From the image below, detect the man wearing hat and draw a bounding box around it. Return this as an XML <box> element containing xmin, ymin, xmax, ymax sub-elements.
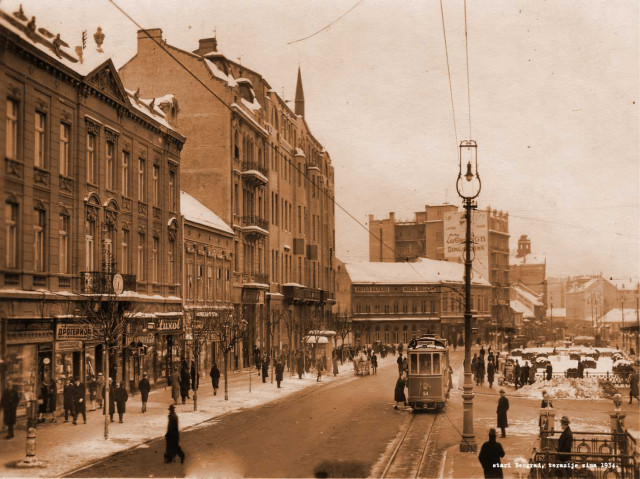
<box><xmin>478</xmin><ymin>428</ymin><xmax>505</xmax><ymax>478</ymax></box>
<box><xmin>138</xmin><ymin>372</ymin><xmax>151</xmax><ymax>413</ymax></box>
<box><xmin>557</xmin><ymin>416</ymin><xmax>573</xmax><ymax>463</ymax></box>
<box><xmin>497</xmin><ymin>389</ymin><xmax>509</xmax><ymax>438</ymax></box>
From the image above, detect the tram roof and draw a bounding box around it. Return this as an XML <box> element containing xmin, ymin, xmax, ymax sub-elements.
<box><xmin>408</xmin><ymin>334</ymin><xmax>448</xmax><ymax>350</ymax></box>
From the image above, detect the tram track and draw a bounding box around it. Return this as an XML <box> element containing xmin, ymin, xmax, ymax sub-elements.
<box><xmin>380</xmin><ymin>409</ymin><xmax>442</xmax><ymax>479</ymax></box>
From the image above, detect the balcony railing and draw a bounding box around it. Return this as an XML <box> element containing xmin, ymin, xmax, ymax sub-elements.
<box><xmin>241</xmin><ymin>216</ymin><xmax>269</xmax><ymax>230</ymax></box>
<box><xmin>81</xmin><ymin>271</ymin><xmax>136</xmax><ymax>294</ymax></box>
<box><xmin>283</xmin><ymin>284</ymin><xmax>305</xmax><ymax>304</ymax></box>
<box><xmin>241</xmin><ymin>161</ymin><xmax>268</xmax><ymax>177</ymax></box>
<box><xmin>241</xmin><ymin>272</ymin><xmax>269</xmax><ymax>285</ymax></box>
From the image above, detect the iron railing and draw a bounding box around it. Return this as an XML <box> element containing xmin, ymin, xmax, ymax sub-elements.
<box><xmin>241</xmin><ymin>216</ymin><xmax>269</xmax><ymax>230</ymax></box>
<box><xmin>241</xmin><ymin>161</ymin><xmax>268</xmax><ymax>177</ymax></box>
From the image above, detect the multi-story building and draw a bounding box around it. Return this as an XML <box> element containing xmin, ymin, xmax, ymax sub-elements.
<box><xmin>369</xmin><ymin>205</ymin><xmax>510</xmax><ymax>335</ymax></box>
<box><xmin>119</xmin><ymin>31</ymin><xmax>336</xmax><ymax>365</ymax></box>
<box><xmin>337</xmin><ymin>258</ymin><xmax>492</xmax><ymax>346</ymax></box>
<box><xmin>0</xmin><ymin>6</ymin><xmax>186</xmax><ymax>408</ymax></box>
<box><xmin>509</xmin><ymin>235</ymin><xmax>547</xmax><ymax>305</ymax></box>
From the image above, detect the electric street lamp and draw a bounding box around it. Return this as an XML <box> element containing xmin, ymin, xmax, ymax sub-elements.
<box><xmin>456</xmin><ymin>139</ymin><xmax>481</xmax><ymax>453</ymax></box>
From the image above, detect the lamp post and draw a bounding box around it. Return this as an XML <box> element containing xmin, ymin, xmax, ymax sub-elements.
<box><xmin>456</xmin><ymin>140</ymin><xmax>480</xmax><ymax>453</ymax></box>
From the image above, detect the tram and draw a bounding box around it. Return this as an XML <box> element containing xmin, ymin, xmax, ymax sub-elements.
<box><xmin>406</xmin><ymin>334</ymin><xmax>452</xmax><ymax>410</ymax></box>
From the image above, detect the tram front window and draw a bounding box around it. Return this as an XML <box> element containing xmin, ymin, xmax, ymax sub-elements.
<box><xmin>419</xmin><ymin>353</ymin><xmax>432</xmax><ymax>374</ymax></box>
<box><xmin>410</xmin><ymin>354</ymin><xmax>418</xmax><ymax>374</ymax></box>
<box><xmin>432</xmin><ymin>353</ymin><xmax>441</xmax><ymax>374</ymax></box>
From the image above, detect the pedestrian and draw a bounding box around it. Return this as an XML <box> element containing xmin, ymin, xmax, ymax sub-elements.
<box><xmin>545</xmin><ymin>363</ymin><xmax>553</xmax><ymax>381</ymax></box>
<box><xmin>261</xmin><ymin>355</ymin><xmax>269</xmax><ymax>383</ymax></box>
<box><xmin>629</xmin><ymin>368</ymin><xmax>639</xmax><ymax>404</ymax></box>
<box><xmin>275</xmin><ymin>360</ymin><xmax>284</xmax><ymax>388</ymax></box>
<box><xmin>37</xmin><ymin>379</ymin><xmax>49</xmax><ymax>423</ymax></box>
<box><xmin>72</xmin><ymin>377</ymin><xmax>87</xmax><ymax>425</ymax></box>
<box><xmin>102</xmin><ymin>378</ymin><xmax>115</xmax><ymax>422</ymax></box>
<box><xmin>296</xmin><ymin>351</ymin><xmax>304</xmax><ymax>379</ymax></box>
<box><xmin>180</xmin><ymin>368</ymin><xmax>190</xmax><ymax>404</ymax></box>
<box><xmin>63</xmin><ymin>377</ymin><xmax>74</xmax><ymax>422</ymax></box>
<box><xmin>480</xmin><ymin>346</ymin><xmax>485</xmax><ymax>360</ymax></box>
<box><xmin>332</xmin><ymin>354</ymin><xmax>339</xmax><ymax>377</ymax></box>
<box><xmin>371</xmin><ymin>352</ymin><xmax>378</xmax><ymax>375</ymax></box>
<box><xmin>316</xmin><ymin>358</ymin><xmax>323</xmax><ymax>382</ymax></box>
<box><xmin>394</xmin><ymin>374</ymin><xmax>407</xmax><ymax>410</ymax></box>
<box><xmin>164</xmin><ymin>405</ymin><xmax>185</xmax><ymax>464</ymax></box>
<box><xmin>472</xmin><ymin>354</ymin><xmax>478</xmax><ymax>384</ymax></box>
<box><xmin>487</xmin><ymin>361</ymin><xmax>495</xmax><ymax>388</ymax></box>
<box><xmin>539</xmin><ymin>391</ymin><xmax>553</xmax><ymax>429</ymax></box>
<box><xmin>497</xmin><ymin>389</ymin><xmax>509</xmax><ymax>438</ymax></box>
<box><xmin>513</xmin><ymin>360</ymin><xmax>521</xmax><ymax>389</ymax></box>
<box><xmin>138</xmin><ymin>372</ymin><xmax>151</xmax><ymax>413</ymax></box>
<box><xmin>115</xmin><ymin>381</ymin><xmax>128</xmax><ymax>423</ymax></box>
<box><xmin>577</xmin><ymin>359</ymin><xmax>584</xmax><ymax>379</ymax></box>
<box><xmin>209</xmin><ymin>362</ymin><xmax>220</xmax><ymax>396</ymax></box>
<box><xmin>521</xmin><ymin>361</ymin><xmax>530</xmax><ymax>386</ymax></box>
<box><xmin>1</xmin><ymin>383</ymin><xmax>19</xmax><ymax>439</ymax></box>
<box><xmin>46</xmin><ymin>378</ymin><xmax>57</xmax><ymax>422</ymax></box>
<box><xmin>478</xmin><ymin>428</ymin><xmax>505</xmax><ymax>478</ymax></box>
<box><xmin>88</xmin><ymin>375</ymin><xmax>98</xmax><ymax>411</ymax></box>
<box><xmin>397</xmin><ymin>353</ymin><xmax>404</xmax><ymax>377</ymax></box>
<box><xmin>96</xmin><ymin>372</ymin><xmax>105</xmax><ymax>409</ymax></box>
<box><xmin>170</xmin><ymin>368</ymin><xmax>180</xmax><ymax>405</ymax></box>
<box><xmin>557</xmin><ymin>416</ymin><xmax>573</xmax><ymax>463</ymax></box>
<box><xmin>478</xmin><ymin>358</ymin><xmax>486</xmax><ymax>386</ymax></box>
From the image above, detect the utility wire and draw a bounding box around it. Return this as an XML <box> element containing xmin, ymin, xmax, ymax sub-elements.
<box><xmin>287</xmin><ymin>0</ymin><xmax>367</xmax><ymax>45</ymax></box>
<box><xmin>439</xmin><ymin>0</ymin><xmax>458</xmax><ymax>147</ymax></box>
<box><xmin>508</xmin><ymin>213</ymin><xmax>639</xmax><ymax>239</ymax></box>
<box><xmin>463</xmin><ymin>0</ymin><xmax>472</xmax><ymax>139</ymax></box>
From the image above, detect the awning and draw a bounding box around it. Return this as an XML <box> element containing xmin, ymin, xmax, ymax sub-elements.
<box><xmin>308</xmin><ymin>330</ymin><xmax>336</xmax><ymax>336</ymax></box>
<box><xmin>352</xmin><ymin>317</ymin><xmax>440</xmax><ymax>322</ymax></box>
<box><xmin>305</xmin><ymin>336</ymin><xmax>329</xmax><ymax>344</ymax></box>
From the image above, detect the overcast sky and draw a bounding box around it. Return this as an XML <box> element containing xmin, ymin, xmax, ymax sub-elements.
<box><xmin>12</xmin><ymin>0</ymin><xmax>639</xmax><ymax>279</ymax></box>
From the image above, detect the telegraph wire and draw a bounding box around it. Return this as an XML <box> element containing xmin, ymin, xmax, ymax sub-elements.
<box><xmin>439</xmin><ymin>0</ymin><xmax>459</xmax><ymax>147</ymax></box>
<box><xmin>463</xmin><ymin>0</ymin><xmax>472</xmax><ymax>138</ymax></box>
<box><xmin>287</xmin><ymin>0</ymin><xmax>367</xmax><ymax>45</ymax></box>
<box><xmin>508</xmin><ymin>213</ymin><xmax>639</xmax><ymax>239</ymax></box>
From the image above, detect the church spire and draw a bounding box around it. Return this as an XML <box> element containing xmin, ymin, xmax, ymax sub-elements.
<box><xmin>295</xmin><ymin>66</ymin><xmax>305</xmax><ymax>117</ymax></box>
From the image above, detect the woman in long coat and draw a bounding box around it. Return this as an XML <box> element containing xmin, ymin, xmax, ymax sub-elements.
<box><xmin>497</xmin><ymin>389</ymin><xmax>509</xmax><ymax>438</ymax></box>
<box><xmin>164</xmin><ymin>405</ymin><xmax>185</xmax><ymax>463</ymax></box>
<box><xmin>261</xmin><ymin>356</ymin><xmax>269</xmax><ymax>383</ymax></box>
<box><xmin>170</xmin><ymin>368</ymin><xmax>181</xmax><ymax>405</ymax></box>
<box><xmin>394</xmin><ymin>375</ymin><xmax>407</xmax><ymax>410</ymax></box>
<box><xmin>275</xmin><ymin>360</ymin><xmax>284</xmax><ymax>388</ymax></box>
<box><xmin>180</xmin><ymin>369</ymin><xmax>190</xmax><ymax>404</ymax></box>
<box><xmin>209</xmin><ymin>363</ymin><xmax>220</xmax><ymax>396</ymax></box>
<box><xmin>96</xmin><ymin>373</ymin><xmax>105</xmax><ymax>409</ymax></box>
<box><xmin>102</xmin><ymin>378</ymin><xmax>116</xmax><ymax>422</ymax></box>
<box><xmin>487</xmin><ymin>361</ymin><xmax>495</xmax><ymax>388</ymax></box>
<box><xmin>115</xmin><ymin>382</ymin><xmax>128</xmax><ymax>423</ymax></box>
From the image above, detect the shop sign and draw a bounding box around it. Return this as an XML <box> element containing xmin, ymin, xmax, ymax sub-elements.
<box><xmin>354</xmin><ymin>286</ymin><xmax>389</xmax><ymax>293</ymax></box>
<box><xmin>242</xmin><ymin>290</ymin><xmax>260</xmax><ymax>304</ymax></box>
<box><xmin>129</xmin><ymin>333</ymin><xmax>155</xmax><ymax>345</ymax></box>
<box><xmin>7</xmin><ymin>330</ymin><xmax>53</xmax><ymax>344</ymax></box>
<box><xmin>56</xmin><ymin>324</ymin><xmax>95</xmax><ymax>340</ymax></box>
<box><xmin>158</xmin><ymin>319</ymin><xmax>181</xmax><ymax>332</ymax></box>
<box><xmin>57</xmin><ymin>341</ymin><xmax>83</xmax><ymax>351</ymax></box>
<box><xmin>403</xmin><ymin>286</ymin><xmax>437</xmax><ymax>293</ymax></box>
<box><xmin>7</xmin><ymin>320</ymin><xmax>52</xmax><ymax>332</ymax></box>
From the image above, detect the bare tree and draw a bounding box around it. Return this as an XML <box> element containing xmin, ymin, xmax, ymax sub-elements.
<box><xmin>282</xmin><ymin>308</ymin><xmax>296</xmax><ymax>376</ymax></box>
<box><xmin>330</xmin><ymin>312</ymin><xmax>353</xmax><ymax>363</ymax></box>
<box><xmin>183</xmin><ymin>306</ymin><xmax>217</xmax><ymax>411</ymax></box>
<box><xmin>210</xmin><ymin>306</ymin><xmax>248</xmax><ymax>400</ymax></box>
<box><xmin>267</xmin><ymin>308</ymin><xmax>285</xmax><ymax>382</ymax></box>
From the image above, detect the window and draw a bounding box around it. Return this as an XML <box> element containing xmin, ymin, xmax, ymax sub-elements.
<box><xmin>121</xmin><ymin>151</ymin><xmax>130</xmax><ymax>196</ymax></box>
<box><xmin>5</xmin><ymin>202</ymin><xmax>18</xmax><ymax>268</ymax></box>
<box><xmin>152</xmin><ymin>236</ymin><xmax>159</xmax><ymax>282</ymax></box>
<box><xmin>35</xmin><ymin>112</ymin><xmax>46</xmax><ymax>168</ymax></box>
<box><xmin>85</xmin><ymin>219</ymin><xmax>95</xmax><ymax>270</ymax></box>
<box><xmin>105</xmin><ymin>141</ymin><xmax>115</xmax><ymax>190</ymax></box>
<box><xmin>86</xmin><ymin>132</ymin><xmax>96</xmax><ymax>183</ymax></box>
<box><xmin>137</xmin><ymin>233</ymin><xmax>146</xmax><ymax>280</ymax></box>
<box><xmin>59</xmin><ymin>214</ymin><xmax>69</xmax><ymax>274</ymax></box>
<box><xmin>34</xmin><ymin>208</ymin><xmax>46</xmax><ymax>271</ymax></box>
<box><xmin>418</xmin><ymin>353</ymin><xmax>432</xmax><ymax>375</ymax></box>
<box><xmin>59</xmin><ymin>123</ymin><xmax>70</xmax><ymax>176</ymax></box>
<box><xmin>410</xmin><ymin>354</ymin><xmax>418</xmax><ymax>374</ymax></box>
<box><xmin>121</xmin><ymin>229</ymin><xmax>130</xmax><ymax>274</ymax></box>
<box><xmin>432</xmin><ymin>353</ymin><xmax>441</xmax><ymax>374</ymax></box>
<box><xmin>168</xmin><ymin>239</ymin><xmax>175</xmax><ymax>283</ymax></box>
<box><xmin>169</xmin><ymin>169</ymin><xmax>177</xmax><ymax>211</ymax></box>
<box><xmin>137</xmin><ymin>158</ymin><xmax>146</xmax><ymax>202</ymax></box>
<box><xmin>152</xmin><ymin>165</ymin><xmax>159</xmax><ymax>206</ymax></box>
<box><xmin>6</xmin><ymin>99</ymin><xmax>18</xmax><ymax>160</ymax></box>
<box><xmin>207</xmin><ymin>265</ymin><xmax>213</xmax><ymax>299</ymax></box>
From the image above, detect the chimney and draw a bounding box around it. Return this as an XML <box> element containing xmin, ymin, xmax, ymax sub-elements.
<box><xmin>137</xmin><ymin>29</ymin><xmax>163</xmax><ymax>52</ymax></box>
<box><xmin>516</xmin><ymin>234</ymin><xmax>531</xmax><ymax>258</ymax></box>
<box><xmin>197</xmin><ymin>37</ymin><xmax>218</xmax><ymax>56</ymax></box>
<box><xmin>389</xmin><ymin>212</ymin><xmax>395</xmax><ymax>223</ymax></box>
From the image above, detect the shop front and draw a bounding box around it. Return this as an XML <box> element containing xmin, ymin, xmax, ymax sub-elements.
<box><xmin>154</xmin><ymin>315</ymin><xmax>184</xmax><ymax>386</ymax></box>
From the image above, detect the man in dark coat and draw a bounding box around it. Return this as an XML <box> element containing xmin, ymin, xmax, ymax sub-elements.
<box><xmin>102</xmin><ymin>378</ymin><xmax>116</xmax><ymax>422</ymax></box>
<box><xmin>557</xmin><ymin>416</ymin><xmax>573</xmax><ymax>463</ymax></box>
<box><xmin>628</xmin><ymin>369</ymin><xmax>639</xmax><ymax>404</ymax></box>
<box><xmin>209</xmin><ymin>363</ymin><xmax>220</xmax><ymax>396</ymax></box>
<box><xmin>72</xmin><ymin>377</ymin><xmax>87</xmax><ymax>425</ymax></box>
<box><xmin>138</xmin><ymin>372</ymin><xmax>151</xmax><ymax>413</ymax></box>
<box><xmin>478</xmin><ymin>358</ymin><xmax>486</xmax><ymax>386</ymax></box>
<box><xmin>577</xmin><ymin>359</ymin><xmax>584</xmax><ymax>379</ymax></box>
<box><xmin>521</xmin><ymin>362</ymin><xmax>530</xmax><ymax>386</ymax></box>
<box><xmin>275</xmin><ymin>360</ymin><xmax>284</xmax><ymax>388</ymax></box>
<box><xmin>497</xmin><ymin>389</ymin><xmax>509</xmax><ymax>438</ymax></box>
<box><xmin>164</xmin><ymin>405</ymin><xmax>185</xmax><ymax>464</ymax></box>
<box><xmin>115</xmin><ymin>382</ymin><xmax>128</xmax><ymax>423</ymax></box>
<box><xmin>47</xmin><ymin>378</ymin><xmax>57</xmax><ymax>422</ymax></box>
<box><xmin>190</xmin><ymin>360</ymin><xmax>199</xmax><ymax>392</ymax></box>
<box><xmin>371</xmin><ymin>352</ymin><xmax>378</xmax><ymax>375</ymax></box>
<box><xmin>487</xmin><ymin>361</ymin><xmax>495</xmax><ymax>388</ymax></box>
<box><xmin>1</xmin><ymin>383</ymin><xmax>19</xmax><ymax>439</ymax></box>
<box><xmin>513</xmin><ymin>361</ymin><xmax>521</xmax><ymax>389</ymax></box>
<box><xmin>261</xmin><ymin>355</ymin><xmax>269</xmax><ymax>383</ymax></box>
<box><xmin>63</xmin><ymin>377</ymin><xmax>74</xmax><ymax>422</ymax></box>
<box><xmin>478</xmin><ymin>428</ymin><xmax>505</xmax><ymax>478</ymax></box>
<box><xmin>180</xmin><ymin>368</ymin><xmax>190</xmax><ymax>404</ymax></box>
<box><xmin>296</xmin><ymin>351</ymin><xmax>304</xmax><ymax>379</ymax></box>
<box><xmin>397</xmin><ymin>353</ymin><xmax>404</xmax><ymax>377</ymax></box>
<box><xmin>394</xmin><ymin>375</ymin><xmax>407</xmax><ymax>410</ymax></box>
<box><xmin>545</xmin><ymin>363</ymin><xmax>553</xmax><ymax>381</ymax></box>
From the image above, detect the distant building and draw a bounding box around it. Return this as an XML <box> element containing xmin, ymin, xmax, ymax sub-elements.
<box><xmin>510</xmin><ymin>235</ymin><xmax>547</xmax><ymax>305</ymax></box>
<box><xmin>510</xmin><ymin>283</ymin><xmax>545</xmax><ymax>340</ymax></box>
<box><xmin>337</xmin><ymin>258</ymin><xmax>492</xmax><ymax>346</ymax></box>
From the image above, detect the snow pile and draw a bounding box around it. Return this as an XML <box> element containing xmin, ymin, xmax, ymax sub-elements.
<box><xmin>511</xmin><ymin>377</ymin><xmax>608</xmax><ymax>400</ymax></box>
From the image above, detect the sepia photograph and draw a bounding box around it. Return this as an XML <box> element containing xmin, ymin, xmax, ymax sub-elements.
<box><xmin>0</xmin><ymin>0</ymin><xmax>638</xmax><ymax>477</ymax></box>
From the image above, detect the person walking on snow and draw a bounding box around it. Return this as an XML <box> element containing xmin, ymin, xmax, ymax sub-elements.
<box><xmin>88</xmin><ymin>375</ymin><xmax>98</xmax><ymax>411</ymax></box>
<box><xmin>372</xmin><ymin>352</ymin><xmax>378</xmax><ymax>375</ymax></box>
<box><xmin>275</xmin><ymin>360</ymin><xmax>284</xmax><ymax>388</ymax></box>
<box><xmin>72</xmin><ymin>377</ymin><xmax>87</xmax><ymax>425</ymax></box>
<box><xmin>209</xmin><ymin>363</ymin><xmax>220</xmax><ymax>396</ymax></box>
<box><xmin>1</xmin><ymin>383</ymin><xmax>19</xmax><ymax>439</ymax></box>
<box><xmin>497</xmin><ymin>389</ymin><xmax>509</xmax><ymax>438</ymax></box>
<box><xmin>138</xmin><ymin>372</ymin><xmax>151</xmax><ymax>413</ymax></box>
<box><xmin>115</xmin><ymin>381</ymin><xmax>128</xmax><ymax>423</ymax></box>
<box><xmin>180</xmin><ymin>368</ymin><xmax>190</xmax><ymax>404</ymax></box>
<box><xmin>164</xmin><ymin>405</ymin><xmax>185</xmax><ymax>464</ymax></box>
<box><xmin>170</xmin><ymin>368</ymin><xmax>180</xmax><ymax>405</ymax></box>
<box><xmin>261</xmin><ymin>355</ymin><xmax>269</xmax><ymax>383</ymax></box>
<box><xmin>296</xmin><ymin>351</ymin><xmax>304</xmax><ymax>379</ymax></box>
<box><xmin>316</xmin><ymin>358</ymin><xmax>323</xmax><ymax>382</ymax></box>
<box><xmin>629</xmin><ymin>368</ymin><xmax>639</xmax><ymax>404</ymax></box>
<box><xmin>478</xmin><ymin>428</ymin><xmax>505</xmax><ymax>478</ymax></box>
<box><xmin>96</xmin><ymin>372</ymin><xmax>105</xmax><ymax>409</ymax></box>
<box><xmin>63</xmin><ymin>377</ymin><xmax>74</xmax><ymax>422</ymax></box>
<box><xmin>487</xmin><ymin>361</ymin><xmax>495</xmax><ymax>388</ymax></box>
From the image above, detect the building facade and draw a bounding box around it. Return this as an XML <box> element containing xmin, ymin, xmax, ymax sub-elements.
<box><xmin>337</xmin><ymin>259</ymin><xmax>492</xmax><ymax>346</ymax></box>
<box><xmin>510</xmin><ymin>235</ymin><xmax>547</xmax><ymax>305</ymax></box>
<box><xmin>119</xmin><ymin>31</ymin><xmax>336</xmax><ymax>365</ymax></box>
<box><xmin>0</xmin><ymin>7</ymin><xmax>185</xmax><ymax>410</ymax></box>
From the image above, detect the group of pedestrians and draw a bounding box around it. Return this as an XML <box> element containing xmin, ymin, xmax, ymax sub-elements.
<box><xmin>472</xmin><ymin>346</ymin><xmax>501</xmax><ymax>388</ymax></box>
<box><xmin>512</xmin><ymin>359</ymin><xmax>537</xmax><ymax>389</ymax></box>
<box><xmin>170</xmin><ymin>360</ymin><xmax>199</xmax><ymax>405</ymax></box>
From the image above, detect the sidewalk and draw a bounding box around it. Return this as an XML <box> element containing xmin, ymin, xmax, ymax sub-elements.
<box><xmin>0</xmin><ymin>356</ymin><xmax>394</xmax><ymax>478</ymax></box>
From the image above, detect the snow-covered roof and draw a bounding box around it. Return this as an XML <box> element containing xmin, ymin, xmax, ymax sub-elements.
<box><xmin>512</xmin><ymin>283</ymin><xmax>544</xmax><ymax>306</ymax></box>
<box><xmin>180</xmin><ymin>191</ymin><xmax>233</xmax><ymax>235</ymax></box>
<box><xmin>203</xmin><ymin>57</ymin><xmax>238</xmax><ymax>87</ymax></box>
<box><xmin>510</xmin><ymin>253</ymin><xmax>546</xmax><ymax>265</ymax></box>
<box><xmin>608</xmin><ymin>278</ymin><xmax>640</xmax><ymax>290</ymax></box>
<box><xmin>600</xmin><ymin>308</ymin><xmax>639</xmax><ymax>324</ymax></box>
<box><xmin>125</xmin><ymin>89</ymin><xmax>179</xmax><ymax>132</ymax></box>
<box><xmin>511</xmin><ymin>300</ymin><xmax>535</xmax><ymax>318</ymax></box>
<box><xmin>567</xmin><ymin>278</ymin><xmax>598</xmax><ymax>293</ymax></box>
<box><xmin>546</xmin><ymin>307</ymin><xmax>566</xmax><ymax>318</ymax></box>
<box><xmin>344</xmin><ymin>258</ymin><xmax>490</xmax><ymax>286</ymax></box>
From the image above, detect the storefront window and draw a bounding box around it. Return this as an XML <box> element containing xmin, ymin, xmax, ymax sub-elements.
<box><xmin>6</xmin><ymin>345</ymin><xmax>37</xmax><ymax>402</ymax></box>
<box><xmin>85</xmin><ymin>347</ymin><xmax>97</xmax><ymax>379</ymax></box>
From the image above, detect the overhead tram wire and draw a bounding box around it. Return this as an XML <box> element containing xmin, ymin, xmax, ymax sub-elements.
<box><xmin>287</xmin><ymin>0</ymin><xmax>367</xmax><ymax>45</ymax></box>
<box><xmin>439</xmin><ymin>0</ymin><xmax>459</xmax><ymax>147</ymax></box>
<box><xmin>463</xmin><ymin>0</ymin><xmax>472</xmax><ymax>138</ymax></box>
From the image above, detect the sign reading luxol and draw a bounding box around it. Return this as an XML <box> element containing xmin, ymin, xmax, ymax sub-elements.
<box><xmin>56</xmin><ymin>324</ymin><xmax>95</xmax><ymax>340</ymax></box>
<box><xmin>443</xmin><ymin>210</ymin><xmax>489</xmax><ymax>282</ymax></box>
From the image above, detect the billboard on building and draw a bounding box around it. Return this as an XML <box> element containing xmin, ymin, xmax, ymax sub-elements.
<box><xmin>443</xmin><ymin>210</ymin><xmax>489</xmax><ymax>282</ymax></box>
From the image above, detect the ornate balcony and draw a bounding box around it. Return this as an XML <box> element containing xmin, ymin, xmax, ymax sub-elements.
<box><xmin>241</xmin><ymin>161</ymin><xmax>268</xmax><ymax>186</ymax></box>
<box><xmin>283</xmin><ymin>284</ymin><xmax>305</xmax><ymax>304</ymax></box>
<box><xmin>81</xmin><ymin>271</ymin><xmax>136</xmax><ymax>294</ymax></box>
<box><xmin>241</xmin><ymin>216</ymin><xmax>269</xmax><ymax>241</ymax></box>
<box><xmin>241</xmin><ymin>272</ymin><xmax>269</xmax><ymax>285</ymax></box>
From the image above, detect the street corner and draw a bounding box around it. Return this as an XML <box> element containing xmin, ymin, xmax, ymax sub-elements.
<box><xmin>441</xmin><ymin>443</ymin><xmax>484</xmax><ymax>479</ymax></box>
